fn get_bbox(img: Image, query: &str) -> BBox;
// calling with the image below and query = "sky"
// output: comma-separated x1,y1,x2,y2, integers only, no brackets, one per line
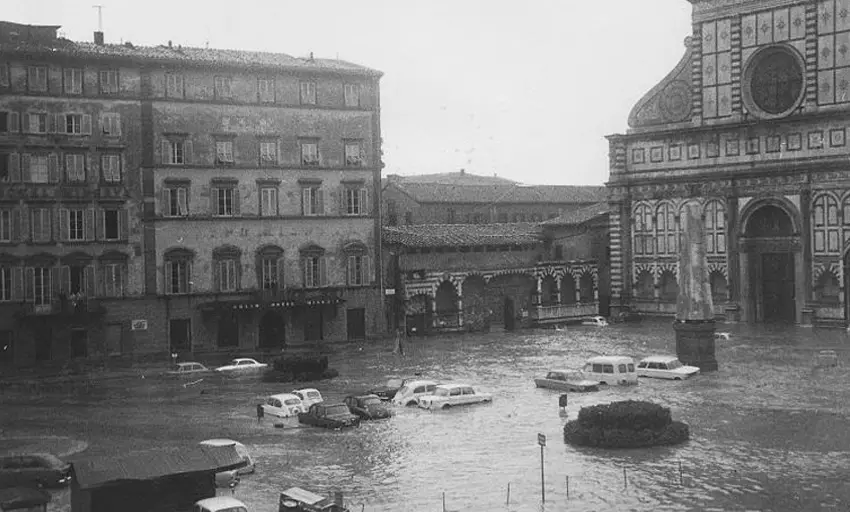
6,0,692,186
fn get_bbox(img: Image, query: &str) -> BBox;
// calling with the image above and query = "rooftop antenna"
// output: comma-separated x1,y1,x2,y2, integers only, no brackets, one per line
92,5,104,32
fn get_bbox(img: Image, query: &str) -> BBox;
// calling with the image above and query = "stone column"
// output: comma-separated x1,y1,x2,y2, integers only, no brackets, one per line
555,276,562,304
574,276,581,304
674,200,718,372
431,293,438,328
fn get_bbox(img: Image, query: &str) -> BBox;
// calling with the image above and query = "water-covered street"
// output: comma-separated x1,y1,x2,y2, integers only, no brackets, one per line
4,319,850,511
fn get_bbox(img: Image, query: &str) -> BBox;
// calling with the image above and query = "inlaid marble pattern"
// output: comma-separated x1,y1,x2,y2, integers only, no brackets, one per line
818,0,850,105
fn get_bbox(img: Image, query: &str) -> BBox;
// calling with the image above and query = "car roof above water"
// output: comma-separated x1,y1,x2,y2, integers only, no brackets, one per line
586,356,634,364
269,393,301,401
639,355,679,363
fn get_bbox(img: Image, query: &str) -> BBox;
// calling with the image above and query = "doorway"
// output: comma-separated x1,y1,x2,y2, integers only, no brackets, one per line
304,307,323,341
217,314,239,348
70,329,88,358
761,253,795,322
347,308,366,341
504,297,515,331
34,325,51,361
169,319,191,353
259,311,286,349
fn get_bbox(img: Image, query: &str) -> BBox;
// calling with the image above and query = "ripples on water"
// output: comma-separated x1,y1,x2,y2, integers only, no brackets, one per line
8,321,850,511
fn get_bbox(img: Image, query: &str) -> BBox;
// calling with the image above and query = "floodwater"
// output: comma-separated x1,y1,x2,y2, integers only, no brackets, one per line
5,320,850,512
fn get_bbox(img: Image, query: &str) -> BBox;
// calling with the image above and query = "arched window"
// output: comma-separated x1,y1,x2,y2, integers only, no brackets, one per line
212,245,241,292
256,245,284,292
163,248,194,294
343,241,371,287
812,194,840,254
815,270,840,304
632,203,655,256
300,244,326,289
709,270,727,303
655,203,678,255
635,270,654,298
704,200,726,255
659,270,677,300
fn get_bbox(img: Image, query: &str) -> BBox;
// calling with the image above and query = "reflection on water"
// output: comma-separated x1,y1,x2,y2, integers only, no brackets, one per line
6,320,850,511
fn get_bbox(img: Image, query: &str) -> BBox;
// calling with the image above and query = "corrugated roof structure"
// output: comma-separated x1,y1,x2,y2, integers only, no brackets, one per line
390,182,607,205
72,444,245,489
383,223,542,248
541,202,611,226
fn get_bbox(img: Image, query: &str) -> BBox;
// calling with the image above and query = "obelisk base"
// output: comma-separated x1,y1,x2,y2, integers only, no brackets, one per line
674,320,718,372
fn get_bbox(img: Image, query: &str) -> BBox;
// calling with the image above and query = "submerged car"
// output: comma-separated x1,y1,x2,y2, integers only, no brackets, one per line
0,454,71,489
193,497,248,512
199,439,255,475
581,316,609,327
343,394,393,420
367,378,409,401
298,403,360,429
534,370,600,392
261,393,306,418
165,362,212,377
581,356,638,385
637,356,700,380
417,383,493,410
291,388,324,409
392,380,438,406
215,358,268,373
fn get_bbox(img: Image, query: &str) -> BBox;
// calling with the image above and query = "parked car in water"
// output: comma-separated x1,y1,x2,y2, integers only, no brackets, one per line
581,356,638,385
298,403,360,429
165,362,213,378
291,388,324,409
0,487,51,512
261,393,306,418
279,487,349,512
215,358,268,374
534,370,600,392
193,496,249,512
636,356,700,380
392,380,438,406
0,454,71,489
367,378,409,401
199,439,255,475
343,394,393,420
417,383,493,410
581,316,609,327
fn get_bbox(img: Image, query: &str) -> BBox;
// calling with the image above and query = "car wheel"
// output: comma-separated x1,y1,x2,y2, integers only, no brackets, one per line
442,404,450,409
674,377,682,381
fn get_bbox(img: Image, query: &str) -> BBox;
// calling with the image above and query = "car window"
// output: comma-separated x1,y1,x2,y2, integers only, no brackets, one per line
668,360,681,369
307,391,321,399
583,364,592,372
602,364,614,374
462,387,474,395
414,386,425,393
275,400,283,407
18,456,46,468
618,364,626,373
326,405,349,415
284,398,301,406
638,362,647,368
2,457,23,469
659,363,669,370
628,364,635,372
396,386,409,396
363,397,381,405
435,388,449,397
592,364,603,373
449,388,462,396
426,384,437,392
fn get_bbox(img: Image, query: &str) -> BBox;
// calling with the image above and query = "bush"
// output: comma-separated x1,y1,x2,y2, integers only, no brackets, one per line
565,400,689,449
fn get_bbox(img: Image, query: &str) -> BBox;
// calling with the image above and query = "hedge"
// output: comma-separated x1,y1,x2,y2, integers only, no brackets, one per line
565,400,689,449
577,400,672,431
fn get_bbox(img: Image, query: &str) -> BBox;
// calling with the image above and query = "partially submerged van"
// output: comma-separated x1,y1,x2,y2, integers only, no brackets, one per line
581,356,638,385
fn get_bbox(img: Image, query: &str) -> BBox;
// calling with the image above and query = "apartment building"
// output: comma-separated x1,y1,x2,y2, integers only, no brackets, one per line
0,21,383,365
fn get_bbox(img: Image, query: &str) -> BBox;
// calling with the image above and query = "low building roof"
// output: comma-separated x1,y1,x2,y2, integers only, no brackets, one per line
72,444,245,489
383,223,542,248
388,182,607,205
541,202,611,226
385,171,518,186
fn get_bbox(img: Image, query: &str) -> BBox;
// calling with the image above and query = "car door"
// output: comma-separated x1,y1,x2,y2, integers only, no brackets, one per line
461,387,475,405
448,387,462,406
657,362,670,379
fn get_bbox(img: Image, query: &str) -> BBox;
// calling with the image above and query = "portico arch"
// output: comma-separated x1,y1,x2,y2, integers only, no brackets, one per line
737,198,803,323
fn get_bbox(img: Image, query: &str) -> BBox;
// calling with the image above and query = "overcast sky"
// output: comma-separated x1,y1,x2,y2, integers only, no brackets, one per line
7,0,692,186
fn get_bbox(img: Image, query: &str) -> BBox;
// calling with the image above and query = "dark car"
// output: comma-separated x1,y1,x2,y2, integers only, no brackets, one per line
0,454,72,489
366,378,407,401
343,394,393,420
298,403,360,429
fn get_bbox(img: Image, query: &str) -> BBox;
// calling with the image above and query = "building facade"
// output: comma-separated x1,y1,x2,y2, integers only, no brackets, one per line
607,0,850,326
0,21,384,365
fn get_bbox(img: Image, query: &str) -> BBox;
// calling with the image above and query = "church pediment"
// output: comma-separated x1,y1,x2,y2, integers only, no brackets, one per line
627,38,694,129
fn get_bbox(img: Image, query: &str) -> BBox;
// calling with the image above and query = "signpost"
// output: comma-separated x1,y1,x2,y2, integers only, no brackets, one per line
537,433,546,503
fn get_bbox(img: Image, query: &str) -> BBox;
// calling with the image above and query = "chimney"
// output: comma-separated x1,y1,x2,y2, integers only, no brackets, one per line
93,31,104,45
459,168,466,176
168,40,172,48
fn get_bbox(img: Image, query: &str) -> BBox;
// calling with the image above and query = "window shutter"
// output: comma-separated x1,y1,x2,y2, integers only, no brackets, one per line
161,187,170,216
339,186,346,215
51,207,59,242
364,255,372,284
81,114,92,135
96,265,106,297
59,208,69,241
11,208,20,242
51,266,61,298
213,260,220,292
277,256,286,291
319,256,327,287
24,267,34,302
113,114,122,136
302,188,310,215
161,140,171,164
48,153,59,183
9,153,20,182
20,154,30,182
164,261,173,294
48,114,59,134
233,188,240,216
346,255,354,286
184,140,193,164
302,259,308,288
316,189,325,215
119,209,128,240
187,262,193,293
12,267,23,300
84,265,95,297
8,112,18,133
59,265,70,295
21,113,30,133
360,188,369,215
178,188,188,216
210,187,217,216
277,141,283,165
19,206,29,242
86,207,96,241
230,261,239,291
87,153,99,183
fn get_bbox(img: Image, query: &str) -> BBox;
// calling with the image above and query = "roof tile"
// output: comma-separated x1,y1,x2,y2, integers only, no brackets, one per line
383,223,542,248
391,182,607,204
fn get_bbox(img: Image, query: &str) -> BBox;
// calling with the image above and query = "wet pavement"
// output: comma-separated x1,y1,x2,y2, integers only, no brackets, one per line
4,319,850,511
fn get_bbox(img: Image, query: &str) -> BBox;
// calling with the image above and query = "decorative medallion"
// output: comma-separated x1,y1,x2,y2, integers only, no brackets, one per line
808,131,825,149
830,128,846,147
669,144,682,161
706,139,720,158
725,138,740,156
659,80,693,122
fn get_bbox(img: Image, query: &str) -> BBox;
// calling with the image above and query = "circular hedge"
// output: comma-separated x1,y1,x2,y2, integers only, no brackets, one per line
564,400,689,448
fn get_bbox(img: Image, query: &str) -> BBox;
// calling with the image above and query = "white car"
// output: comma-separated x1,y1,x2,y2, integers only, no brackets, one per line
291,388,324,409
261,393,305,418
392,379,438,406
165,362,212,377
215,358,269,373
581,316,609,327
199,439,255,475
417,383,493,410
637,356,700,380
193,497,248,512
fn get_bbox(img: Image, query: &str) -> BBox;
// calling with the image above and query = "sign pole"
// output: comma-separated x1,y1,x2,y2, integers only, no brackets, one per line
537,433,546,503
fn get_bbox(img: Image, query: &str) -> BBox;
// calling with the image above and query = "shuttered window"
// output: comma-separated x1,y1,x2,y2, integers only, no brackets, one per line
345,188,369,215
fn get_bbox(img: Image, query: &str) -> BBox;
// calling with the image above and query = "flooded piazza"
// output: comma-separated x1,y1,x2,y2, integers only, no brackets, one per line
4,319,850,512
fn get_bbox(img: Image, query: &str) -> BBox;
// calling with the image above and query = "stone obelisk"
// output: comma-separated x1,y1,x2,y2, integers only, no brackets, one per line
673,200,718,372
